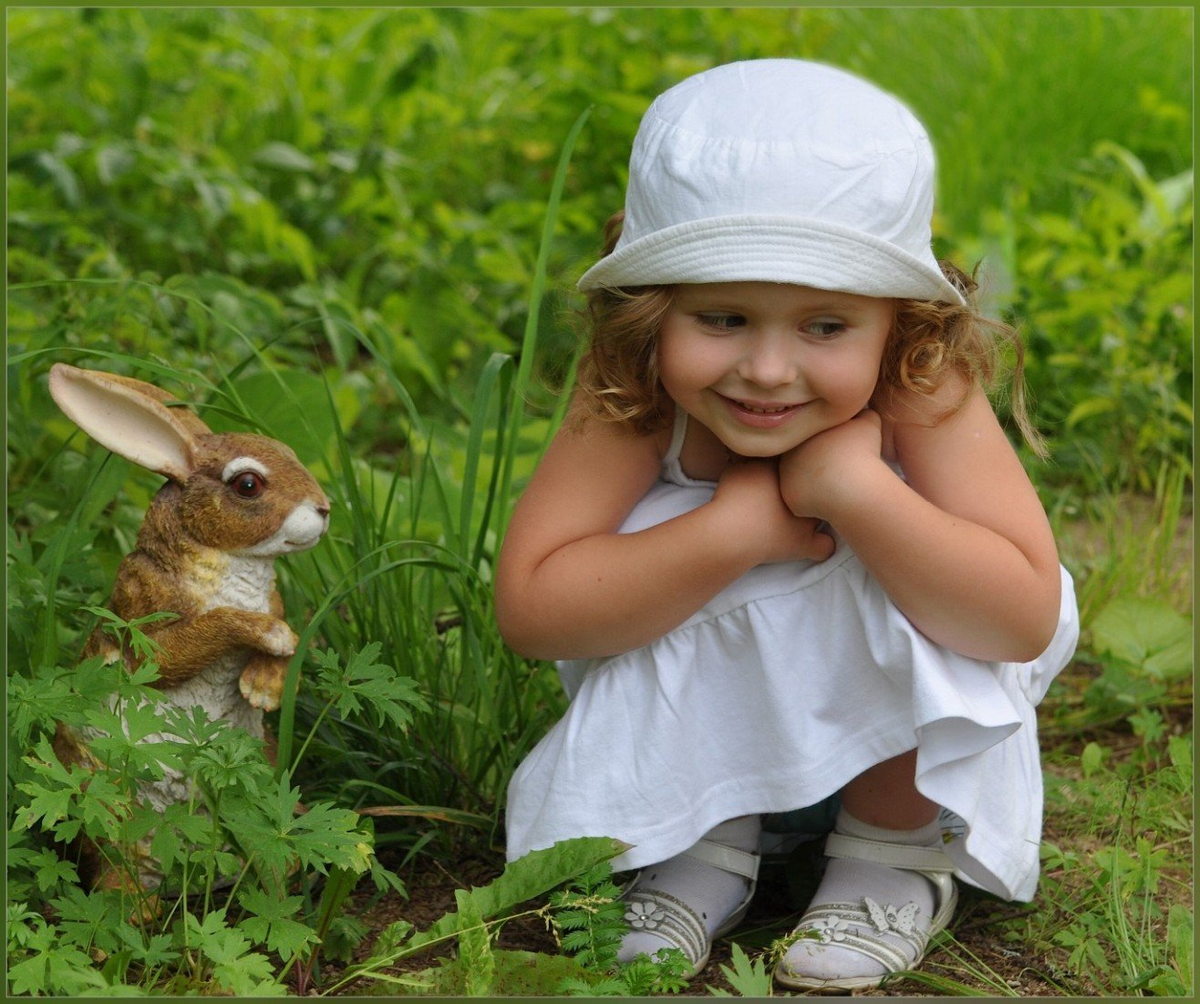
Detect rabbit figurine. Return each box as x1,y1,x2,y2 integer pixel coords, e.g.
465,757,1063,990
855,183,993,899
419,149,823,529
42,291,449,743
47,363,331,890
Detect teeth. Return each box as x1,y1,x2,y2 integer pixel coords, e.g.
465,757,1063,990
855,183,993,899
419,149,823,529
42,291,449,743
742,402,792,414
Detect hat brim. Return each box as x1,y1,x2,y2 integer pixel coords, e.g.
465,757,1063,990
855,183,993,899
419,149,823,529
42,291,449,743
577,215,965,306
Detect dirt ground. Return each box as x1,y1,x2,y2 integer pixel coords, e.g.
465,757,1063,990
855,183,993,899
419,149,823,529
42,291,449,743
317,840,1081,997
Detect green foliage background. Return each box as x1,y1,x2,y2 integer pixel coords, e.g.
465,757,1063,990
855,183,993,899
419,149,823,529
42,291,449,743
9,7,1193,484
5,6,1194,996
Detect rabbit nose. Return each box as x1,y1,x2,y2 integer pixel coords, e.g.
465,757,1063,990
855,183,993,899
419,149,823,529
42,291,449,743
316,502,331,518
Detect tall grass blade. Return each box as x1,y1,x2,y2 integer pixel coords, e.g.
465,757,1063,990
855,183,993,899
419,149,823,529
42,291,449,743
33,451,127,668
496,106,592,531
460,351,515,568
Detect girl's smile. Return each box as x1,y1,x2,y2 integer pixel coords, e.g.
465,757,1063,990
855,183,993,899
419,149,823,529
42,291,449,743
657,282,895,459
720,394,806,428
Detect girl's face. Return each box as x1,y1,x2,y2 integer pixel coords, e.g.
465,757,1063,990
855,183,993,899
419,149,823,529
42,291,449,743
658,282,894,458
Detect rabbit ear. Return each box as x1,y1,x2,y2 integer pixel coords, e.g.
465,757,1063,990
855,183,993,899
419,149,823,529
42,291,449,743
48,364,211,482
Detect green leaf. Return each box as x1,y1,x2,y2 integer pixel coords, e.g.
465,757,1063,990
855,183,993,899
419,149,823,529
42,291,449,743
1090,598,1192,678
190,721,273,794
710,941,774,997
421,950,592,996
306,862,367,963
223,368,336,465
253,141,316,173
559,973,626,995
31,847,79,894
1167,905,1193,993
33,151,81,207
14,738,133,843
14,763,76,834
7,666,82,747
408,836,628,952
312,643,430,733
95,142,136,184
1065,396,1116,427
6,918,107,995
1080,741,1106,778
49,886,142,957
115,922,178,969
1147,972,1187,996
184,909,285,995
281,799,374,874
238,887,319,960
455,889,495,996
620,949,691,994
549,863,626,970
1168,734,1193,787
225,777,372,881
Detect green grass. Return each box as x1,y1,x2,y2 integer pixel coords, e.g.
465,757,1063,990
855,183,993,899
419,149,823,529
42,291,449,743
6,6,1192,996
7,7,1192,401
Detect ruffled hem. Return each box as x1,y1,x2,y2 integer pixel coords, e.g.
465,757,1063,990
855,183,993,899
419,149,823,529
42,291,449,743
505,538,1078,902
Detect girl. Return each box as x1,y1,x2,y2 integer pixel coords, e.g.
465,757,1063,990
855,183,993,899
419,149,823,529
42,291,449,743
496,59,1079,991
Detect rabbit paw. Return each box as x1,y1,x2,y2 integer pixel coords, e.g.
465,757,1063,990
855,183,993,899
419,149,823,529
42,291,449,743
260,620,299,658
240,654,287,711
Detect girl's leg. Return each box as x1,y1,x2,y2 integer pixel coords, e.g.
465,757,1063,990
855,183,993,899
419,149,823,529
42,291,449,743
778,751,950,987
840,749,938,828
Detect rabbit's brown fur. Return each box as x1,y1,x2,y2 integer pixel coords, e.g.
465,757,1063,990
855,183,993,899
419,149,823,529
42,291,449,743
48,364,330,892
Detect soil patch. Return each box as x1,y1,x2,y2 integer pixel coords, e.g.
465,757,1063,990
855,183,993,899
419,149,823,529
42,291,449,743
315,846,1077,997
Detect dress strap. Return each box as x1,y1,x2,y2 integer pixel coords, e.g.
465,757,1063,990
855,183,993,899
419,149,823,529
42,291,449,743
665,406,689,464
661,406,716,488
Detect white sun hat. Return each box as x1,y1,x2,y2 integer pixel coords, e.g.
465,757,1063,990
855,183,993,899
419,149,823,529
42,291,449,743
578,59,964,305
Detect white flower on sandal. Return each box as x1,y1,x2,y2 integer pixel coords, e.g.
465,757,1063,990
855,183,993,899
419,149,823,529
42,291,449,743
810,915,849,944
864,897,920,936
625,901,667,930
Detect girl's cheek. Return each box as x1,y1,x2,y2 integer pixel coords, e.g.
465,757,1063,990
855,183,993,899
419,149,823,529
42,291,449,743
810,356,871,397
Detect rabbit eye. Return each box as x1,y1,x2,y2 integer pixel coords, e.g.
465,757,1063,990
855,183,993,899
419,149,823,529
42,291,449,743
230,471,265,498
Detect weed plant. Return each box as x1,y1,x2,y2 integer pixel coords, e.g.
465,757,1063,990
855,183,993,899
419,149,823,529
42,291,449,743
6,614,406,995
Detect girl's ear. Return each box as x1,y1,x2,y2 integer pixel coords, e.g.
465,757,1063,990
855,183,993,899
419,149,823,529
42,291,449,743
48,364,210,483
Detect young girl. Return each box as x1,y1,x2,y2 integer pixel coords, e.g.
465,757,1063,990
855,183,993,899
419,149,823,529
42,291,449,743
496,59,1079,991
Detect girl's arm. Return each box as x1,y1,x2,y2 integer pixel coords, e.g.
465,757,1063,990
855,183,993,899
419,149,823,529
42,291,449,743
496,395,835,661
779,378,1062,662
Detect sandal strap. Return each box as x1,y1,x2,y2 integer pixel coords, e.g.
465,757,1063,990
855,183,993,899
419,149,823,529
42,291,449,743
683,837,760,879
622,888,707,966
824,832,954,873
824,833,959,934
796,901,925,972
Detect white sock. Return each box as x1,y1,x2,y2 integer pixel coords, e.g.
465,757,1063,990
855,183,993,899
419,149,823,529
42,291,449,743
781,808,941,982
617,815,760,964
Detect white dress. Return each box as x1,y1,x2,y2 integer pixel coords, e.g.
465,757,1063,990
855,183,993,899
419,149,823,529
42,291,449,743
505,411,1080,901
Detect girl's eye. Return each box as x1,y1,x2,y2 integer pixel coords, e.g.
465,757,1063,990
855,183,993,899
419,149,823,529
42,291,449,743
230,471,265,498
806,320,846,339
696,313,745,330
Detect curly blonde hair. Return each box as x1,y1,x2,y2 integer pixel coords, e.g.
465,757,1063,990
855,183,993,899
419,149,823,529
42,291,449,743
575,212,1044,454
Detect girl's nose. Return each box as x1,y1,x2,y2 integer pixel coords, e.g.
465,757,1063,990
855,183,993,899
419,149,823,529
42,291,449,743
738,332,800,388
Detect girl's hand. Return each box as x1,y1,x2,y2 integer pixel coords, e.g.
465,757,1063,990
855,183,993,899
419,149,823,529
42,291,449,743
713,458,836,565
776,384,1063,662
778,409,886,519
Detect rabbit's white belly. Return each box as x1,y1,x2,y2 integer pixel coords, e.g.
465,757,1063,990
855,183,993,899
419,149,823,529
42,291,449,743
162,656,263,731
164,553,275,729
136,555,277,813
203,554,276,614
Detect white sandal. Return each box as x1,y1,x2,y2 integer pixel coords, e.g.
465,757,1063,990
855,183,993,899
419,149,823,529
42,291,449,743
773,832,958,992
621,837,760,978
